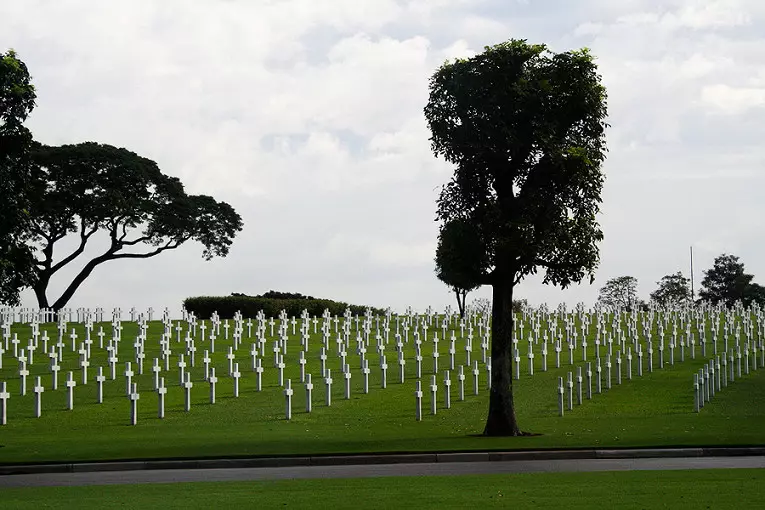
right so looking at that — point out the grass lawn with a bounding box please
[1,313,764,464]
[2,469,764,509]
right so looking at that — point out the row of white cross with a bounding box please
[0,306,499,425]
[693,346,763,413]
[0,356,492,425]
[2,303,764,426]
[554,342,765,418]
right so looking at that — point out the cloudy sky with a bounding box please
[2,0,764,315]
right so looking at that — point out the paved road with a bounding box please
[1,456,763,487]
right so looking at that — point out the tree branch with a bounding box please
[107,215,131,244]
[109,238,186,260]
[119,221,129,241]
[108,219,120,245]
[49,220,99,275]
[120,235,153,247]
[48,237,181,311]
[535,257,569,271]
[28,223,51,240]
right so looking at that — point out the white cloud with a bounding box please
[700,84,765,114]
[666,0,751,29]
[615,0,751,30]
[574,22,604,37]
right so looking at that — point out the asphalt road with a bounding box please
[1,456,763,488]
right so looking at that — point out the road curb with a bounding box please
[489,450,595,461]
[595,448,704,459]
[1,447,763,476]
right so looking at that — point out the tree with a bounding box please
[0,49,38,305]
[597,276,638,311]
[699,254,765,308]
[435,219,486,318]
[649,272,690,308]
[424,39,608,436]
[743,283,765,307]
[469,297,528,317]
[25,142,243,311]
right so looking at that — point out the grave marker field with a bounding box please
[0,305,763,464]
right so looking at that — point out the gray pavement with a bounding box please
[1,456,763,488]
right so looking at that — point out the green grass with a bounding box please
[3,469,765,509]
[1,314,764,464]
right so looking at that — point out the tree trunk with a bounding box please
[33,275,50,309]
[483,279,522,436]
[454,287,466,318]
[49,253,113,312]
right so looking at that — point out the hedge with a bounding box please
[182,295,386,320]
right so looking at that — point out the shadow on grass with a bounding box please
[466,431,543,438]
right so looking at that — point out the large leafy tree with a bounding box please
[649,272,690,308]
[435,219,486,318]
[424,40,608,436]
[26,142,243,311]
[699,254,765,308]
[597,276,638,311]
[0,49,38,305]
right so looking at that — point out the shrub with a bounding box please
[183,293,385,320]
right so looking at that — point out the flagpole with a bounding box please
[690,246,695,300]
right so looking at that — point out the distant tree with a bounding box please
[597,276,638,311]
[0,49,37,305]
[26,142,243,311]
[743,283,765,307]
[649,272,691,308]
[233,291,317,300]
[699,254,765,307]
[425,39,608,436]
[435,219,486,318]
[469,297,491,316]
[468,298,528,318]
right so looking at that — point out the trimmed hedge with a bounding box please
[183,294,386,320]
[232,291,316,300]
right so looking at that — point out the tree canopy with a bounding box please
[0,49,37,305]
[0,51,244,309]
[597,276,638,311]
[24,142,243,311]
[435,219,486,317]
[699,254,765,308]
[649,272,691,308]
[425,39,608,435]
